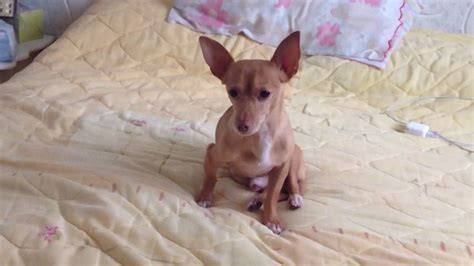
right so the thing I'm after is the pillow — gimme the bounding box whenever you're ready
[167,0,418,69]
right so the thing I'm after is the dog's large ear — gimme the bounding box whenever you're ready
[271,31,301,81]
[199,36,234,81]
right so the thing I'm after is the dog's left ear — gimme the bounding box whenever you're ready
[271,31,301,82]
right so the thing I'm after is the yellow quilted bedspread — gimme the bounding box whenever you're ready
[0,0,473,265]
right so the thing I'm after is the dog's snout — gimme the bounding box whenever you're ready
[237,123,249,134]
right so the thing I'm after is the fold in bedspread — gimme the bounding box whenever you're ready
[0,0,473,265]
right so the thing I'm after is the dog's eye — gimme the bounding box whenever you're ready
[259,89,271,99]
[228,89,239,98]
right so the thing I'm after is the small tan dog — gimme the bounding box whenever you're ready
[197,32,305,234]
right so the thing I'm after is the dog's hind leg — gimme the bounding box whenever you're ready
[247,191,288,212]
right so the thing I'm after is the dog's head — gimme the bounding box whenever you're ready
[199,32,301,136]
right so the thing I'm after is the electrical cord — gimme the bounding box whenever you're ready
[384,96,474,153]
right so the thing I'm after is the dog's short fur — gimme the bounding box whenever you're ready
[197,32,305,234]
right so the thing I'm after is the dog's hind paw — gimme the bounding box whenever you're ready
[198,200,211,208]
[247,197,263,212]
[288,194,303,209]
[249,176,268,192]
[250,184,264,192]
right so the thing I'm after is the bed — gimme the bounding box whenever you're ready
[0,0,473,265]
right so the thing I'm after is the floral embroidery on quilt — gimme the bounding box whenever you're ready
[171,126,186,133]
[39,225,59,243]
[128,119,147,127]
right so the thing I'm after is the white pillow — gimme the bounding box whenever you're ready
[167,0,418,68]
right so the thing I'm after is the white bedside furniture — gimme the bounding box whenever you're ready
[0,34,54,70]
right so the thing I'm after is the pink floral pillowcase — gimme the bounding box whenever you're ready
[167,0,418,69]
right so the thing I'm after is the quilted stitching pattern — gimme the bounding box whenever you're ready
[0,0,472,264]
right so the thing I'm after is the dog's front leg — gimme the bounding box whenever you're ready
[263,160,290,234]
[197,144,218,208]
[288,144,305,209]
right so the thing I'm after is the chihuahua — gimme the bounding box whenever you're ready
[197,32,305,234]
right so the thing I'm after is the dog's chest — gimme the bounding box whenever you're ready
[227,126,277,177]
[258,126,273,168]
[234,140,273,177]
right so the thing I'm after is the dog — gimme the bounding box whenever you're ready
[196,32,305,234]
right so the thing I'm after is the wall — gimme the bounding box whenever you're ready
[412,0,473,35]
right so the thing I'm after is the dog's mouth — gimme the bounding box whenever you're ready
[234,124,260,136]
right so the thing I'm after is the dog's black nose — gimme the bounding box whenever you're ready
[237,123,249,134]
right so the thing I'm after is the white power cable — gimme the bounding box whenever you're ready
[384,96,474,153]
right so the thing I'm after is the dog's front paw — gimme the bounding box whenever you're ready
[265,219,283,235]
[288,193,303,209]
[196,188,214,208]
[197,200,211,208]
[263,213,284,234]
[196,193,212,208]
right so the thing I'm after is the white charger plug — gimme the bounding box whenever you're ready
[385,96,474,152]
[405,121,430,138]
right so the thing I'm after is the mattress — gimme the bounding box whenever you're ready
[0,0,473,265]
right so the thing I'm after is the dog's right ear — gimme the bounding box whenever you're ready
[271,31,301,82]
[199,36,234,81]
